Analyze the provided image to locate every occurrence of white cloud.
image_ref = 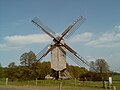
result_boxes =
[0,44,6,48]
[70,32,93,42]
[69,31,120,48]
[0,34,51,51]
[85,56,96,61]
[86,32,120,48]
[0,44,22,51]
[1,31,120,51]
[5,34,50,45]
[114,25,120,32]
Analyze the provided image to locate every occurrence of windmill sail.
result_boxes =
[33,44,55,66]
[32,17,56,39]
[36,44,50,60]
[59,44,89,67]
[63,43,97,71]
[67,50,89,67]
[63,43,90,67]
[60,16,85,40]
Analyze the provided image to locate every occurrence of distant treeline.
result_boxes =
[0,61,88,81]
[0,61,119,81]
[0,51,119,81]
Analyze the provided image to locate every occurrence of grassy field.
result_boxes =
[0,85,106,90]
[112,74,120,90]
[0,74,120,90]
[0,79,120,90]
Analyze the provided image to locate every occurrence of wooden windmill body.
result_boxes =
[32,16,91,79]
[51,39,66,71]
[51,39,67,79]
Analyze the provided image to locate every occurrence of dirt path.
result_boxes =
[0,86,58,90]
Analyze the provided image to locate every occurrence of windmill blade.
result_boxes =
[60,16,85,40]
[32,17,56,39]
[36,44,50,60]
[63,43,97,71]
[64,16,85,39]
[59,45,88,68]
[63,43,90,67]
[33,44,56,66]
[67,50,88,67]
[58,46,83,67]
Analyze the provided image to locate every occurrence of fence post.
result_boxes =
[75,78,77,86]
[112,86,116,90]
[36,78,37,86]
[59,82,62,90]
[104,81,107,90]
[6,78,8,86]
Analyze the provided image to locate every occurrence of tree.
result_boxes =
[0,63,2,68]
[67,65,88,79]
[29,61,51,80]
[8,62,16,68]
[89,61,96,72]
[28,51,37,66]
[20,51,37,66]
[95,59,109,73]
[20,52,28,66]
[90,59,109,88]
[89,59,109,73]
[0,63,3,78]
[4,62,17,81]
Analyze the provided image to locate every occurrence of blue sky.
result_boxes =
[0,0,120,72]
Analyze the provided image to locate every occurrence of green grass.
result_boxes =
[112,75,120,90]
[112,81,120,90]
[0,79,103,87]
[0,79,120,90]
[113,75,120,81]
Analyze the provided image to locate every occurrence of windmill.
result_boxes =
[32,16,90,79]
